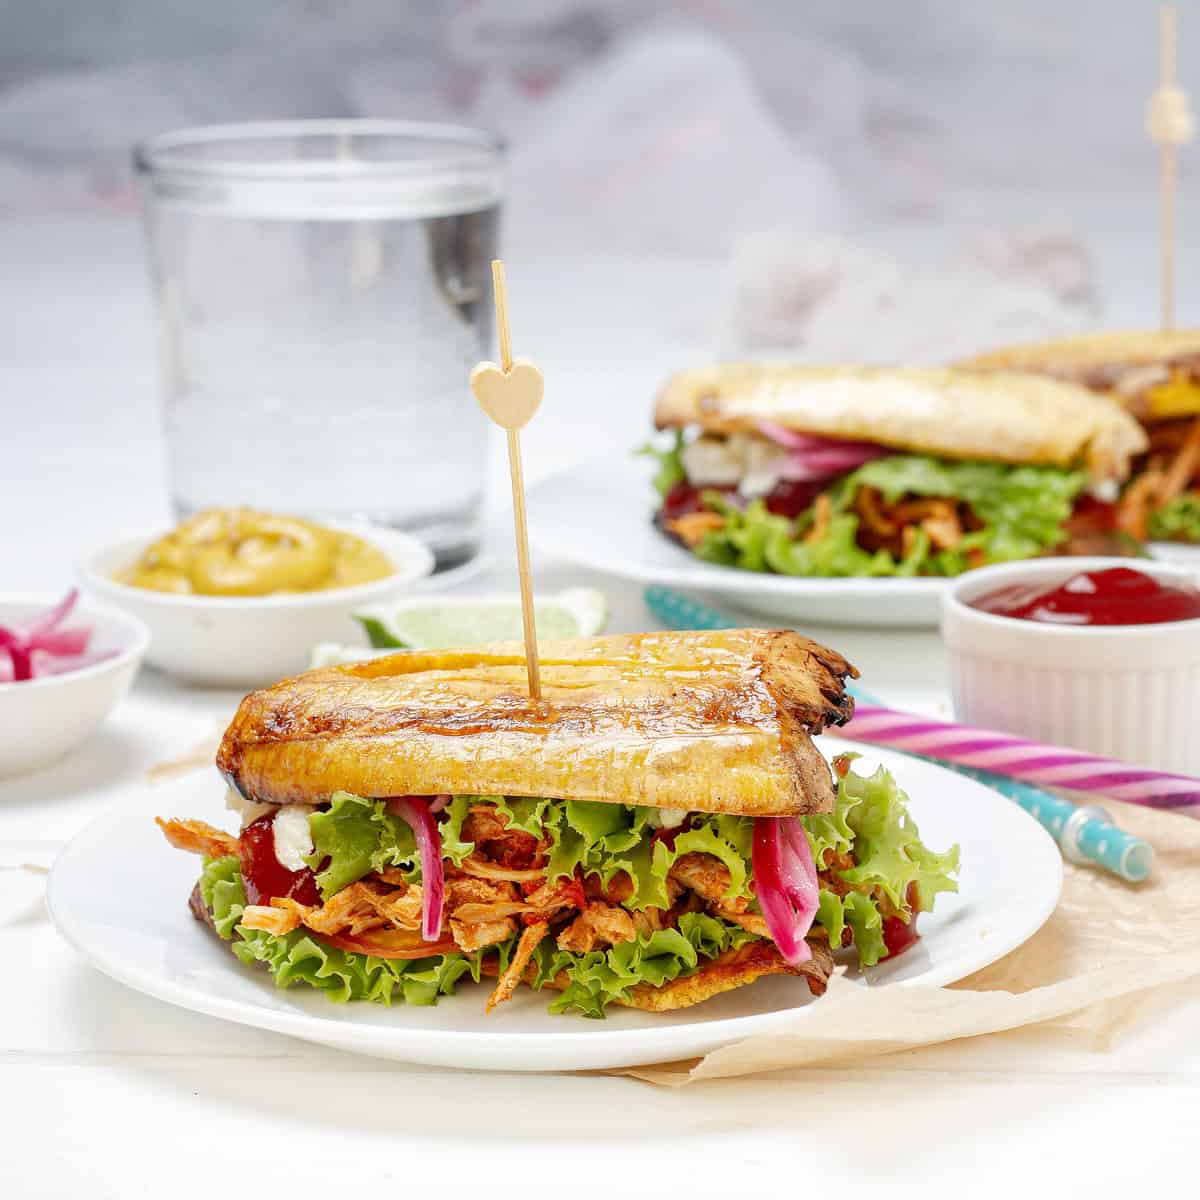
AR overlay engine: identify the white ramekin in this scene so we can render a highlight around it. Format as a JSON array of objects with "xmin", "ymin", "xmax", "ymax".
[
  {"xmin": 942, "ymin": 557, "xmax": 1200, "ymax": 775},
  {"xmin": 78, "ymin": 522, "xmax": 434, "ymax": 688},
  {"xmin": 0, "ymin": 594, "xmax": 148, "ymax": 778}
]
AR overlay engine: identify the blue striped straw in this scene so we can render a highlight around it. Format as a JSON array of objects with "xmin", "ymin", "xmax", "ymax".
[{"xmin": 642, "ymin": 585, "xmax": 1154, "ymax": 883}]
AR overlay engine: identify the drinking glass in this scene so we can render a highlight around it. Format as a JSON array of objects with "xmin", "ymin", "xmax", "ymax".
[{"xmin": 134, "ymin": 120, "xmax": 504, "ymax": 569}]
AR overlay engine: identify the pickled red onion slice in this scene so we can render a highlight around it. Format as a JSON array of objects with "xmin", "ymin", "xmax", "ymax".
[
  {"xmin": 757, "ymin": 420, "xmax": 890, "ymax": 481},
  {"xmin": 0, "ymin": 588, "xmax": 108, "ymax": 683},
  {"xmin": 752, "ymin": 815, "xmax": 819, "ymax": 965},
  {"xmin": 386, "ymin": 796, "xmax": 445, "ymax": 942},
  {"xmin": 25, "ymin": 587, "xmax": 79, "ymax": 640}
]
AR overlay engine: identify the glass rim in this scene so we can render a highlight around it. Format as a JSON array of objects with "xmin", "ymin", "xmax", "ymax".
[{"xmin": 133, "ymin": 118, "xmax": 506, "ymax": 182}]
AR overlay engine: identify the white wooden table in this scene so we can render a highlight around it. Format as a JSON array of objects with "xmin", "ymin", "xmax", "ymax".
[{"xmin": 3, "ymin": 215, "xmax": 1199, "ymax": 1200}]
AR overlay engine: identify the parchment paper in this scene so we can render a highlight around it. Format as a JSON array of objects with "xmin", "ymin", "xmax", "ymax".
[
  {"xmin": 623, "ymin": 800, "xmax": 1200, "ymax": 1085},
  {"xmin": 146, "ymin": 731, "xmax": 222, "ymax": 783}
]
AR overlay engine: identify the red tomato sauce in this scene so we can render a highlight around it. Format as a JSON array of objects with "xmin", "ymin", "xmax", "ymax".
[
  {"xmin": 239, "ymin": 813, "xmax": 321, "ymax": 907},
  {"xmin": 970, "ymin": 566, "xmax": 1200, "ymax": 626}
]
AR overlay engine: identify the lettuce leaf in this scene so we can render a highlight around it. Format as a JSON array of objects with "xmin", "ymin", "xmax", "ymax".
[
  {"xmin": 200, "ymin": 855, "xmax": 501, "ymax": 1006},
  {"xmin": 203, "ymin": 754, "xmax": 958, "ymax": 1003},
  {"xmin": 530, "ymin": 912, "xmax": 760, "ymax": 1018},
  {"xmin": 199, "ymin": 855, "xmax": 752, "ymax": 1016},
  {"xmin": 637, "ymin": 431, "xmax": 686, "ymax": 498},
  {"xmin": 534, "ymin": 802, "xmax": 755, "ymax": 911},
  {"xmin": 691, "ymin": 454, "xmax": 1086, "ymax": 577},
  {"xmin": 695, "ymin": 496, "xmax": 931, "ymax": 578},
  {"xmin": 306, "ymin": 791, "xmax": 474, "ymax": 900},
  {"xmin": 834, "ymin": 756, "xmax": 961, "ymax": 916},
  {"xmin": 200, "ymin": 854, "xmax": 250, "ymax": 940},
  {"xmin": 1148, "ymin": 493, "xmax": 1200, "ymax": 542}
]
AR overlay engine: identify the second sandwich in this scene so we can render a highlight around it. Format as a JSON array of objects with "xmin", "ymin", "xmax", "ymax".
[{"xmin": 646, "ymin": 365, "xmax": 1147, "ymax": 577}]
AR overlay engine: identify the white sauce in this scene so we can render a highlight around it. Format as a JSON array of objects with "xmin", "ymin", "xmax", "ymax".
[
  {"xmin": 646, "ymin": 807, "xmax": 689, "ymax": 829},
  {"xmin": 681, "ymin": 437, "xmax": 744, "ymax": 487},
  {"xmin": 681, "ymin": 433, "xmax": 787, "ymax": 499},
  {"xmin": 272, "ymin": 805, "xmax": 316, "ymax": 872}
]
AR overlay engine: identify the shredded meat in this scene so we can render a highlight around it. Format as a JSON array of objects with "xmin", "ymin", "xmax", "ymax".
[
  {"xmin": 711, "ymin": 907, "xmax": 771, "ymax": 937},
  {"xmin": 487, "ymin": 922, "xmax": 550, "ymax": 1012},
  {"xmin": 917, "ymin": 503, "xmax": 963, "ymax": 551},
  {"xmin": 1147, "ymin": 418, "xmax": 1199, "ymax": 456},
  {"xmin": 240, "ymin": 903, "xmax": 304, "ymax": 935},
  {"xmin": 666, "ymin": 510, "xmax": 726, "ymax": 548},
  {"xmin": 854, "ymin": 490, "xmax": 970, "ymax": 557},
  {"xmin": 179, "ymin": 797, "xmax": 859, "ymax": 1013},
  {"xmin": 556, "ymin": 901, "xmax": 637, "ymax": 953},
  {"xmin": 668, "ymin": 852, "xmax": 745, "ymax": 911},
  {"xmin": 1157, "ymin": 417, "xmax": 1200, "ymax": 505},
  {"xmin": 804, "ymin": 493, "xmax": 833, "ymax": 544},
  {"xmin": 462, "ymin": 808, "xmax": 543, "ymax": 870},
  {"xmin": 451, "ymin": 916, "xmax": 518, "ymax": 952},
  {"xmin": 458, "ymin": 858, "xmax": 546, "ymax": 884},
  {"xmin": 156, "ymin": 817, "xmax": 239, "ymax": 860},
  {"xmin": 462, "ymin": 807, "xmax": 509, "ymax": 842},
  {"xmin": 631, "ymin": 907, "xmax": 669, "ymax": 936},
  {"xmin": 446, "ymin": 876, "xmax": 519, "ymax": 909},
  {"xmin": 294, "ymin": 880, "xmax": 424, "ymax": 936},
  {"xmin": 362, "ymin": 884, "xmax": 424, "ymax": 930},
  {"xmin": 583, "ymin": 871, "xmax": 634, "ymax": 904},
  {"xmin": 374, "ymin": 867, "xmax": 411, "ymax": 886},
  {"xmin": 521, "ymin": 875, "xmax": 586, "ymax": 913},
  {"xmin": 1117, "ymin": 466, "xmax": 1165, "ymax": 539},
  {"xmin": 451, "ymin": 900, "xmax": 548, "ymax": 923}
]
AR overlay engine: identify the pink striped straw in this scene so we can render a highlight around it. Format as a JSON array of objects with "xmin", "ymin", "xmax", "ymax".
[{"xmin": 842, "ymin": 703, "xmax": 1200, "ymax": 816}]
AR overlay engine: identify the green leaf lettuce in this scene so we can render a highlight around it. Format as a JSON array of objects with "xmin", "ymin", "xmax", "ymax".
[
  {"xmin": 194, "ymin": 758, "xmax": 959, "ymax": 1009},
  {"xmin": 1148, "ymin": 493, "xmax": 1200, "ymax": 542},
  {"xmin": 637, "ymin": 431, "xmax": 686, "ymax": 498},
  {"xmin": 691, "ymin": 454, "xmax": 1087, "ymax": 578}
]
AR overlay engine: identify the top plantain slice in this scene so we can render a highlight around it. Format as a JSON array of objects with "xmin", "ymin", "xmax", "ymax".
[
  {"xmin": 653, "ymin": 363, "xmax": 1147, "ymax": 482},
  {"xmin": 217, "ymin": 629, "xmax": 858, "ymax": 817}
]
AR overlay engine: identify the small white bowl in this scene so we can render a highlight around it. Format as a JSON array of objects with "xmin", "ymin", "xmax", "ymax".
[
  {"xmin": 0, "ymin": 595, "xmax": 148, "ymax": 778},
  {"xmin": 942, "ymin": 557, "xmax": 1200, "ymax": 775},
  {"xmin": 78, "ymin": 523, "xmax": 434, "ymax": 687}
]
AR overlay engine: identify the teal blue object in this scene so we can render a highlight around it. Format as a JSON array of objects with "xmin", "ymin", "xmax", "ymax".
[{"xmin": 642, "ymin": 585, "xmax": 1153, "ymax": 883}]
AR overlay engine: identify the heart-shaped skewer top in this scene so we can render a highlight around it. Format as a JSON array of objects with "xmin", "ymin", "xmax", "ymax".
[{"xmin": 470, "ymin": 358, "xmax": 544, "ymax": 431}]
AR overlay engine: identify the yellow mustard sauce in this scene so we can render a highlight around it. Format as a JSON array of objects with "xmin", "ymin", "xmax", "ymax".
[
  {"xmin": 116, "ymin": 508, "xmax": 393, "ymax": 596},
  {"xmin": 1146, "ymin": 372, "xmax": 1200, "ymax": 419}
]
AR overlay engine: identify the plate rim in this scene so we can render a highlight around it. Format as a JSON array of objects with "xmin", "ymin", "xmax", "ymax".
[{"xmin": 47, "ymin": 743, "xmax": 1063, "ymax": 1069}]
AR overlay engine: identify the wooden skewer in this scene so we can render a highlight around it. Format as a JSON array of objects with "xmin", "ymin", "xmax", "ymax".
[
  {"xmin": 1148, "ymin": 6, "xmax": 1194, "ymax": 330},
  {"xmin": 469, "ymin": 260, "xmax": 545, "ymax": 701}
]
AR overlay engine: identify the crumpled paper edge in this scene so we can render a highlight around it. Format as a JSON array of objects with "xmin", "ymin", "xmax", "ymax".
[{"xmin": 622, "ymin": 939, "xmax": 1200, "ymax": 1086}]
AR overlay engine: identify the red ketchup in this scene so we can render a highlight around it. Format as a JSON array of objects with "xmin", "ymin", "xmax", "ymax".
[
  {"xmin": 763, "ymin": 478, "xmax": 827, "ymax": 518},
  {"xmin": 881, "ymin": 883, "xmax": 922, "ymax": 960},
  {"xmin": 239, "ymin": 813, "xmax": 321, "ymax": 907},
  {"xmin": 970, "ymin": 567, "xmax": 1200, "ymax": 627},
  {"xmin": 660, "ymin": 482, "xmax": 733, "ymax": 521},
  {"xmin": 660, "ymin": 479, "xmax": 827, "ymax": 521}
]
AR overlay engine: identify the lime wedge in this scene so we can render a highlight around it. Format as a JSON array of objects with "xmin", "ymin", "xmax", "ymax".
[{"xmin": 354, "ymin": 588, "xmax": 609, "ymax": 651}]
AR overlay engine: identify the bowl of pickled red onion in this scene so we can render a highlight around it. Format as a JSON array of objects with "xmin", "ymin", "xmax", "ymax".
[{"xmin": 0, "ymin": 589, "xmax": 148, "ymax": 777}]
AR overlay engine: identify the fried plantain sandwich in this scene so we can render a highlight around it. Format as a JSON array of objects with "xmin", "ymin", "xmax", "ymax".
[
  {"xmin": 644, "ymin": 364, "xmax": 1147, "ymax": 576},
  {"xmin": 962, "ymin": 329, "xmax": 1200, "ymax": 545},
  {"xmin": 159, "ymin": 630, "xmax": 959, "ymax": 1017}
]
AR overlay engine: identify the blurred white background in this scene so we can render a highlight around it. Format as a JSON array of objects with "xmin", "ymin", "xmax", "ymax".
[{"xmin": 0, "ymin": 1, "xmax": 1195, "ymax": 578}]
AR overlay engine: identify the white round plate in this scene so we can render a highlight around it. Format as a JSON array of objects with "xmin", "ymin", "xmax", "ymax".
[
  {"xmin": 1148, "ymin": 542, "xmax": 1200, "ymax": 571},
  {"xmin": 528, "ymin": 459, "xmax": 950, "ymax": 627},
  {"xmin": 47, "ymin": 741, "xmax": 1061, "ymax": 1072}
]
